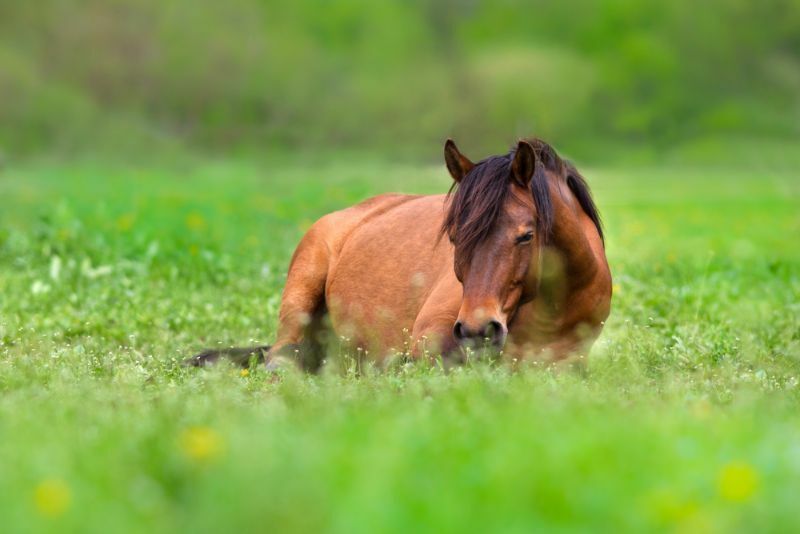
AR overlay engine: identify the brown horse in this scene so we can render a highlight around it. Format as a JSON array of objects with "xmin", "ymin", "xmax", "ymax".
[{"xmin": 188, "ymin": 138, "xmax": 611, "ymax": 370}]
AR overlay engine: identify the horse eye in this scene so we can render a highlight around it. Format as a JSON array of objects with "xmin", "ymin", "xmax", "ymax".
[{"xmin": 516, "ymin": 232, "xmax": 534, "ymax": 244}]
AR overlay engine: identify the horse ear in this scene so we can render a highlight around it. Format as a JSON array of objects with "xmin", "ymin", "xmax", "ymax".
[
  {"xmin": 511, "ymin": 140, "xmax": 537, "ymax": 187},
  {"xmin": 444, "ymin": 139, "xmax": 474, "ymax": 183}
]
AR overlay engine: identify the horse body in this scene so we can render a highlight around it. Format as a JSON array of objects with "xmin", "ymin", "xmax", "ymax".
[
  {"xmin": 189, "ymin": 138, "xmax": 611, "ymax": 370},
  {"xmin": 324, "ymin": 194, "xmax": 459, "ymax": 355},
  {"xmin": 269, "ymin": 193, "xmax": 459, "ymax": 368}
]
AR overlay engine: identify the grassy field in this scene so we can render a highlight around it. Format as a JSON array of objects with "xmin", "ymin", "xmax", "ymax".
[{"xmin": 0, "ymin": 153, "xmax": 798, "ymax": 533}]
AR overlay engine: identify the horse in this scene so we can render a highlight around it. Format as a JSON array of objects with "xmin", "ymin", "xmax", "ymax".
[{"xmin": 187, "ymin": 138, "xmax": 611, "ymax": 370}]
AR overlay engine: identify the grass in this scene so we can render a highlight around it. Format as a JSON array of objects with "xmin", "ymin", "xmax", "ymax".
[{"xmin": 0, "ymin": 152, "xmax": 798, "ymax": 533}]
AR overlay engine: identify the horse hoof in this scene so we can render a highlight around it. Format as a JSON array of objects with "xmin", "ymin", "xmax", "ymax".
[
  {"xmin": 183, "ymin": 350, "xmax": 219, "ymax": 367},
  {"xmin": 264, "ymin": 355, "xmax": 299, "ymax": 373}
]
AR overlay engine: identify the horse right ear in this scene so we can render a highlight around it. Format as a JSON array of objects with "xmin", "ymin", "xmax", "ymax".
[
  {"xmin": 444, "ymin": 139, "xmax": 474, "ymax": 183},
  {"xmin": 511, "ymin": 140, "xmax": 537, "ymax": 187}
]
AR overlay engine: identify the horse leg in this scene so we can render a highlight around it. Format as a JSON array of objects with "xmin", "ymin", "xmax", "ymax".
[
  {"xmin": 268, "ymin": 227, "xmax": 332, "ymax": 372},
  {"xmin": 184, "ymin": 344, "xmax": 271, "ymax": 368},
  {"xmin": 186, "ymin": 227, "xmax": 330, "ymax": 370},
  {"xmin": 409, "ymin": 279, "xmax": 462, "ymax": 361}
]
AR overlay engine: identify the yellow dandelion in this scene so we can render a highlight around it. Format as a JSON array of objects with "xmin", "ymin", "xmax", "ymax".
[
  {"xmin": 179, "ymin": 426, "xmax": 224, "ymax": 463},
  {"xmin": 612, "ymin": 283, "xmax": 621, "ymax": 294},
  {"xmin": 647, "ymin": 489, "xmax": 698, "ymax": 525},
  {"xmin": 240, "ymin": 368, "xmax": 250, "ymax": 378},
  {"xmin": 33, "ymin": 478, "xmax": 71, "ymax": 518},
  {"xmin": 718, "ymin": 461, "xmax": 759, "ymax": 502},
  {"xmin": 185, "ymin": 212, "xmax": 207, "ymax": 231},
  {"xmin": 116, "ymin": 213, "xmax": 135, "ymax": 231}
]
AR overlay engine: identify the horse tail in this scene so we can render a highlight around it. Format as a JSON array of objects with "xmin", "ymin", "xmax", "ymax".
[{"xmin": 183, "ymin": 345, "xmax": 271, "ymax": 368}]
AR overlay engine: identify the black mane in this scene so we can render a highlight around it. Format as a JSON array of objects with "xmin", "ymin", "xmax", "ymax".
[
  {"xmin": 442, "ymin": 139, "xmax": 603, "ymax": 262},
  {"xmin": 526, "ymin": 138, "xmax": 604, "ymax": 243}
]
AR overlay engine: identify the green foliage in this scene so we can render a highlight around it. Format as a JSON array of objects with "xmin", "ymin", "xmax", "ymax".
[
  {"xmin": 1, "ymin": 0, "xmax": 798, "ymax": 157},
  {"xmin": 0, "ymin": 153, "xmax": 798, "ymax": 531}
]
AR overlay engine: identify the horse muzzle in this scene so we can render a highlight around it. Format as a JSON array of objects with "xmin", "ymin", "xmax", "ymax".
[{"xmin": 452, "ymin": 318, "xmax": 508, "ymax": 350}]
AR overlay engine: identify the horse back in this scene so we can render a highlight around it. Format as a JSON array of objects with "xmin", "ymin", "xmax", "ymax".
[{"xmin": 309, "ymin": 193, "xmax": 454, "ymax": 353}]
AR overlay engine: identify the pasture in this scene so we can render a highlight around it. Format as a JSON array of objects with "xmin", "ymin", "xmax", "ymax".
[{"xmin": 0, "ymin": 150, "xmax": 798, "ymax": 532}]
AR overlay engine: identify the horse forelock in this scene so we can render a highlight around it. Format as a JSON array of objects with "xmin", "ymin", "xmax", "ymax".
[
  {"xmin": 442, "ymin": 146, "xmax": 555, "ymax": 264},
  {"xmin": 442, "ymin": 155, "xmax": 511, "ymax": 264}
]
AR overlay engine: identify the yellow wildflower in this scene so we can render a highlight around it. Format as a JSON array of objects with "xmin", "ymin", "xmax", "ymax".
[
  {"xmin": 179, "ymin": 426, "xmax": 224, "ymax": 464},
  {"xmin": 185, "ymin": 212, "xmax": 207, "ymax": 231},
  {"xmin": 647, "ymin": 489, "xmax": 698, "ymax": 524},
  {"xmin": 33, "ymin": 478, "xmax": 71, "ymax": 518},
  {"xmin": 718, "ymin": 461, "xmax": 759, "ymax": 502},
  {"xmin": 240, "ymin": 368, "xmax": 250, "ymax": 378},
  {"xmin": 116, "ymin": 213, "xmax": 135, "ymax": 231}
]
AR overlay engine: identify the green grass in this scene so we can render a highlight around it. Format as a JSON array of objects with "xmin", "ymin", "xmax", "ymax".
[{"xmin": 1, "ymin": 153, "xmax": 798, "ymax": 533}]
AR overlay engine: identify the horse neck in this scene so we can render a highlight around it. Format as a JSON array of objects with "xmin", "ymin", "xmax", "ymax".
[{"xmin": 543, "ymin": 174, "xmax": 601, "ymax": 289}]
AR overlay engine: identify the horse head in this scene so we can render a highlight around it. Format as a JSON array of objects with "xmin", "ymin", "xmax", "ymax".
[{"xmin": 442, "ymin": 139, "xmax": 553, "ymax": 351}]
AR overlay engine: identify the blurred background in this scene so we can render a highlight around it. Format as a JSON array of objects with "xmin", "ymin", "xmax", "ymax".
[
  {"xmin": 2, "ymin": 0, "xmax": 799, "ymax": 163},
  {"xmin": 1, "ymin": 4, "xmax": 799, "ymax": 531}
]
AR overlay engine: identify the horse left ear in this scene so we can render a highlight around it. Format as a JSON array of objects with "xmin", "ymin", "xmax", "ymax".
[
  {"xmin": 511, "ymin": 140, "xmax": 537, "ymax": 187},
  {"xmin": 444, "ymin": 139, "xmax": 474, "ymax": 183}
]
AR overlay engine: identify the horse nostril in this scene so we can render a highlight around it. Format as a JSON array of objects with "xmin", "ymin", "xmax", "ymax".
[
  {"xmin": 484, "ymin": 320, "xmax": 503, "ymax": 339},
  {"xmin": 455, "ymin": 319, "xmax": 506, "ymax": 346},
  {"xmin": 453, "ymin": 321, "xmax": 466, "ymax": 340}
]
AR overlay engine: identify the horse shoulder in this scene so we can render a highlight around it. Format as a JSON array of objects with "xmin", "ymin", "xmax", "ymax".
[{"xmin": 291, "ymin": 193, "xmax": 418, "ymax": 265}]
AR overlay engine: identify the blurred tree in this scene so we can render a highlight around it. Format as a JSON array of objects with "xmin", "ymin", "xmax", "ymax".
[{"xmin": 0, "ymin": 0, "xmax": 797, "ymax": 157}]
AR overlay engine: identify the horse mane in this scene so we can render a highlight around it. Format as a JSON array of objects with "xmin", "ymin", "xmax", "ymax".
[
  {"xmin": 563, "ymin": 161, "xmax": 604, "ymax": 243},
  {"xmin": 442, "ymin": 139, "xmax": 603, "ymax": 262},
  {"xmin": 442, "ymin": 145, "xmax": 554, "ymax": 263},
  {"xmin": 524, "ymin": 138, "xmax": 604, "ymax": 244}
]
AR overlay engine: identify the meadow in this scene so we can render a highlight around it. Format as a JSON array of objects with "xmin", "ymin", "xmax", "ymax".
[{"xmin": 0, "ymin": 149, "xmax": 798, "ymax": 533}]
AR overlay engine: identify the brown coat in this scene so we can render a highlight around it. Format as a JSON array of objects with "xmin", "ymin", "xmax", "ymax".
[{"xmin": 267, "ymin": 139, "xmax": 611, "ymax": 369}]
